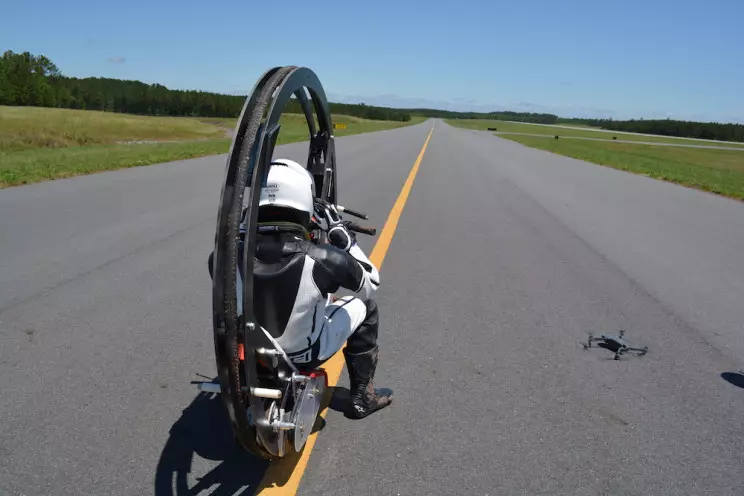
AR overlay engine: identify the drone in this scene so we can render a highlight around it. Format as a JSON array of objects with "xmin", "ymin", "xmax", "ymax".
[{"xmin": 583, "ymin": 330, "xmax": 648, "ymax": 360}]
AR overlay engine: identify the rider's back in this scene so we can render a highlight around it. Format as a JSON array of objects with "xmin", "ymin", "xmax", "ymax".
[{"xmin": 253, "ymin": 232, "xmax": 366, "ymax": 352}]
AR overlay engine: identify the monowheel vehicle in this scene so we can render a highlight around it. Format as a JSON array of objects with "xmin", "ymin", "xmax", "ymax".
[{"xmin": 194, "ymin": 66, "xmax": 376, "ymax": 459}]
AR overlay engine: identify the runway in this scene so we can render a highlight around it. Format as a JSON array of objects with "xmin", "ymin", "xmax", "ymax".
[{"xmin": 2, "ymin": 119, "xmax": 744, "ymax": 495}]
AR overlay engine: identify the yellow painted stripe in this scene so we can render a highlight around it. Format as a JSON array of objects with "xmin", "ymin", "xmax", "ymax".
[{"xmin": 255, "ymin": 123, "xmax": 435, "ymax": 495}]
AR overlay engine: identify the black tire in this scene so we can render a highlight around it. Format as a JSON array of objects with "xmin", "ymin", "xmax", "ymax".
[
  {"xmin": 211, "ymin": 66, "xmax": 337, "ymax": 459},
  {"xmin": 213, "ymin": 66, "xmax": 295, "ymax": 459}
]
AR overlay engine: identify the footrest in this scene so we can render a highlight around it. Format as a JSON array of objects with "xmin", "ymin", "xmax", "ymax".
[{"xmin": 193, "ymin": 382, "xmax": 282, "ymax": 399}]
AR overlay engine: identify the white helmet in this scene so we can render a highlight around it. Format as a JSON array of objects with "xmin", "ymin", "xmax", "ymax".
[{"xmin": 259, "ymin": 158, "xmax": 315, "ymax": 216}]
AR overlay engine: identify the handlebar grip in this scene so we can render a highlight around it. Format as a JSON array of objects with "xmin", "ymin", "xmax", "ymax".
[
  {"xmin": 337, "ymin": 206, "xmax": 368, "ymax": 220},
  {"xmin": 346, "ymin": 222, "xmax": 377, "ymax": 236}
]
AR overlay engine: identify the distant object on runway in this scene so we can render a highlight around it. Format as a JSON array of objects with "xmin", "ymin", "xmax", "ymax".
[{"xmin": 583, "ymin": 330, "xmax": 648, "ymax": 360}]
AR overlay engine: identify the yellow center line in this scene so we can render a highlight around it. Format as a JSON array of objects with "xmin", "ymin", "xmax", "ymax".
[{"xmin": 255, "ymin": 122, "xmax": 435, "ymax": 494}]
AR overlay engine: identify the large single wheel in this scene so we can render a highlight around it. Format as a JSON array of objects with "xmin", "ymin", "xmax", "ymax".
[{"xmin": 210, "ymin": 66, "xmax": 338, "ymax": 459}]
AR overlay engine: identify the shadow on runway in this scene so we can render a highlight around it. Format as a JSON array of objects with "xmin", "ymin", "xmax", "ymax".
[
  {"xmin": 154, "ymin": 378, "xmax": 335, "ymax": 495},
  {"xmin": 721, "ymin": 372, "xmax": 744, "ymax": 389},
  {"xmin": 154, "ymin": 387, "xmax": 268, "ymax": 495}
]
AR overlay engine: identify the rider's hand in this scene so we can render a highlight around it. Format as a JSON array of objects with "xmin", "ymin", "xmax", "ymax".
[
  {"xmin": 328, "ymin": 223, "xmax": 356, "ymax": 251},
  {"xmin": 313, "ymin": 200, "xmax": 343, "ymax": 230},
  {"xmin": 313, "ymin": 200, "xmax": 356, "ymax": 250}
]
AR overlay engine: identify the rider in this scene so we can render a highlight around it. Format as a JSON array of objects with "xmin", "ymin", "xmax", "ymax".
[{"xmin": 208, "ymin": 158, "xmax": 392, "ymax": 419}]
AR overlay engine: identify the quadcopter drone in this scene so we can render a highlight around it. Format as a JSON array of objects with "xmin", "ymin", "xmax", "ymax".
[{"xmin": 583, "ymin": 330, "xmax": 648, "ymax": 360}]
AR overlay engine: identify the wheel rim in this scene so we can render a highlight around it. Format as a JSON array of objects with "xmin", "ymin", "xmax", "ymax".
[{"xmin": 210, "ymin": 66, "xmax": 337, "ymax": 458}]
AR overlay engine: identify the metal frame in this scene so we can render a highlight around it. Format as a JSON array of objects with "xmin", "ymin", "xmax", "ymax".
[{"xmin": 209, "ymin": 66, "xmax": 337, "ymax": 459}]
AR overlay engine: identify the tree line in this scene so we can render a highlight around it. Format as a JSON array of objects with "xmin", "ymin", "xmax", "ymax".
[
  {"xmin": 556, "ymin": 116, "xmax": 744, "ymax": 143},
  {"xmin": 0, "ymin": 50, "xmax": 411, "ymax": 121},
  {"xmin": 582, "ymin": 118, "xmax": 744, "ymax": 143},
  {"xmin": 4, "ymin": 50, "xmax": 741, "ymax": 141},
  {"xmin": 408, "ymin": 107, "xmax": 560, "ymax": 124},
  {"xmin": 0, "ymin": 50, "xmax": 558, "ymax": 125},
  {"xmin": 283, "ymin": 99, "xmax": 411, "ymax": 122}
]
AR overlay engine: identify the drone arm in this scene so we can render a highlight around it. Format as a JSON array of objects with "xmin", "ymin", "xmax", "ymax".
[{"xmin": 625, "ymin": 346, "xmax": 648, "ymax": 355}]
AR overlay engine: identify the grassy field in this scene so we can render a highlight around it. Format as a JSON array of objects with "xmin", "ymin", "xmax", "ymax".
[
  {"xmin": 501, "ymin": 134, "xmax": 744, "ymax": 201},
  {"xmin": 1, "ymin": 140, "xmax": 232, "ymax": 187},
  {"xmin": 445, "ymin": 118, "xmax": 744, "ymax": 148},
  {"xmin": 1, "ymin": 107, "xmax": 425, "ymax": 188},
  {"xmin": 0, "ymin": 106, "xmax": 229, "ymax": 152}
]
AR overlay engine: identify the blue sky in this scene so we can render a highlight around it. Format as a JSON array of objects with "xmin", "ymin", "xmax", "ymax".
[{"xmin": 3, "ymin": 0, "xmax": 743, "ymax": 122}]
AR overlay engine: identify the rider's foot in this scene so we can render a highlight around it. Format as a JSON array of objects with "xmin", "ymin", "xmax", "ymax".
[{"xmin": 343, "ymin": 346, "xmax": 393, "ymax": 419}]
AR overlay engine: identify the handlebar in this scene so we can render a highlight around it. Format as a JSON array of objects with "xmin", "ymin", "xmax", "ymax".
[
  {"xmin": 312, "ymin": 201, "xmax": 377, "ymax": 236},
  {"xmin": 337, "ymin": 205, "xmax": 368, "ymax": 220},
  {"xmin": 337, "ymin": 205, "xmax": 376, "ymax": 235},
  {"xmin": 346, "ymin": 222, "xmax": 377, "ymax": 236}
]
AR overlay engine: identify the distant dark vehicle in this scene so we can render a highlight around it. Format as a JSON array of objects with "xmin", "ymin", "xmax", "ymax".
[{"xmin": 487, "ymin": 127, "xmax": 498, "ymax": 131}]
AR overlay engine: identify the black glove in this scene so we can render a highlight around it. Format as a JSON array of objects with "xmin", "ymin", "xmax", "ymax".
[
  {"xmin": 328, "ymin": 223, "xmax": 356, "ymax": 251},
  {"xmin": 313, "ymin": 200, "xmax": 343, "ymax": 229},
  {"xmin": 313, "ymin": 200, "xmax": 356, "ymax": 250}
]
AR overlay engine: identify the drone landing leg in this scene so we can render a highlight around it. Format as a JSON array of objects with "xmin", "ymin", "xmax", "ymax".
[
  {"xmin": 584, "ymin": 335, "xmax": 606, "ymax": 349},
  {"xmin": 625, "ymin": 346, "xmax": 648, "ymax": 357}
]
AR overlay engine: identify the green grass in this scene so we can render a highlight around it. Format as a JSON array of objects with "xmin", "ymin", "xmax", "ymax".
[
  {"xmin": 1, "ymin": 106, "xmax": 425, "ymax": 188},
  {"xmin": 1, "ymin": 139, "xmax": 231, "ymax": 187},
  {"xmin": 501, "ymin": 134, "xmax": 744, "ymax": 201},
  {"xmin": 0, "ymin": 106, "xmax": 229, "ymax": 152},
  {"xmin": 445, "ymin": 118, "xmax": 744, "ymax": 148}
]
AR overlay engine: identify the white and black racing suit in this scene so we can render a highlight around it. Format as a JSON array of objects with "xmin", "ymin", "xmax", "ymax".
[{"xmin": 208, "ymin": 225, "xmax": 380, "ymax": 368}]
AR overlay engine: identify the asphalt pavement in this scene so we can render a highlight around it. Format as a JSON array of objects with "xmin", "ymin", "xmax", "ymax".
[{"xmin": 1, "ymin": 119, "xmax": 744, "ymax": 495}]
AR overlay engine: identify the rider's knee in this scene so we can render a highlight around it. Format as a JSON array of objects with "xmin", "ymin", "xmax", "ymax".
[
  {"xmin": 346, "ymin": 299, "xmax": 379, "ymax": 354},
  {"xmin": 364, "ymin": 299, "xmax": 378, "ymax": 325}
]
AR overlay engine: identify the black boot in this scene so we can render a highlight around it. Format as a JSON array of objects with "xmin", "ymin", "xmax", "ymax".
[{"xmin": 343, "ymin": 345, "xmax": 393, "ymax": 419}]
